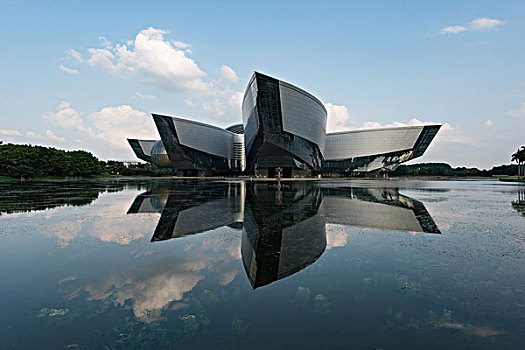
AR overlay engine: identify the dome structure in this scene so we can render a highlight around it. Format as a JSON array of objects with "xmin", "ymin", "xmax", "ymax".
[{"xmin": 151, "ymin": 140, "xmax": 171, "ymax": 168}]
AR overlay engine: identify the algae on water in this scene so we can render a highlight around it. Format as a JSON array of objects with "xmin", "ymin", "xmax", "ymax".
[{"xmin": 36, "ymin": 308, "xmax": 70, "ymax": 318}]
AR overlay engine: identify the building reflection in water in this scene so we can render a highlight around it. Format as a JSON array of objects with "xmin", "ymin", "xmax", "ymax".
[{"xmin": 128, "ymin": 181, "xmax": 440, "ymax": 288}]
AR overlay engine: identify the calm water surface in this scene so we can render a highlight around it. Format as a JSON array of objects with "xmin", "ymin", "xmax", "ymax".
[{"xmin": 0, "ymin": 179, "xmax": 524, "ymax": 349}]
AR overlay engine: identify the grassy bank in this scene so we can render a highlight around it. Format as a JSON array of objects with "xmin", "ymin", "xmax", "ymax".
[{"xmin": 499, "ymin": 178, "xmax": 525, "ymax": 183}]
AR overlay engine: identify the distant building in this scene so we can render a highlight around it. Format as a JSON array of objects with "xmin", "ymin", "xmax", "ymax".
[{"xmin": 128, "ymin": 72, "xmax": 441, "ymax": 177}]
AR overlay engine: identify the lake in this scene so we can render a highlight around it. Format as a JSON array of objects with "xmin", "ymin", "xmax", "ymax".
[{"xmin": 0, "ymin": 179, "xmax": 524, "ymax": 349}]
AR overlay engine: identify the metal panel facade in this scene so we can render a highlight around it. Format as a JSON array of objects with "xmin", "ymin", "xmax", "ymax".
[
  {"xmin": 279, "ymin": 81, "xmax": 327, "ymax": 153},
  {"xmin": 138, "ymin": 140, "xmax": 156, "ymax": 156},
  {"xmin": 173, "ymin": 118, "xmax": 235, "ymax": 159},
  {"xmin": 127, "ymin": 139, "xmax": 157, "ymax": 162},
  {"xmin": 324, "ymin": 126, "xmax": 424, "ymax": 160}
]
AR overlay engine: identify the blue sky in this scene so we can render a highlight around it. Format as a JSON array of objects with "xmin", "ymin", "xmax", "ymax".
[{"xmin": 1, "ymin": 0, "xmax": 524, "ymax": 168}]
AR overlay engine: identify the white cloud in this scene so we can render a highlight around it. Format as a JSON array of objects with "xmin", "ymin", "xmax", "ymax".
[
  {"xmin": 362, "ymin": 121, "xmax": 382, "ymax": 128},
  {"xmin": 66, "ymin": 49, "xmax": 83, "ymax": 62},
  {"xmin": 23, "ymin": 130, "xmax": 66, "ymax": 143},
  {"xmin": 228, "ymin": 91, "xmax": 244, "ymax": 110},
  {"xmin": 184, "ymin": 99, "xmax": 195, "ymax": 107},
  {"xmin": 25, "ymin": 131, "xmax": 41, "ymax": 140},
  {"xmin": 440, "ymin": 25, "xmax": 467, "ymax": 34},
  {"xmin": 77, "ymin": 27, "xmax": 243, "ymax": 124},
  {"xmin": 86, "ymin": 48, "xmax": 117, "ymax": 72},
  {"xmin": 359, "ymin": 118, "xmax": 444, "ymax": 129},
  {"xmin": 200, "ymin": 89, "xmax": 243, "ymax": 119},
  {"xmin": 172, "ymin": 40, "xmax": 191, "ymax": 49},
  {"xmin": 0, "ymin": 127, "xmax": 65, "ymax": 144},
  {"xmin": 97, "ymin": 36, "xmax": 112, "ymax": 49},
  {"xmin": 60, "ymin": 64, "xmax": 79, "ymax": 75},
  {"xmin": 508, "ymin": 103, "xmax": 525, "ymax": 118},
  {"xmin": 85, "ymin": 27, "xmax": 209, "ymax": 93},
  {"xmin": 45, "ymin": 130, "xmax": 66, "ymax": 143},
  {"xmin": 0, "ymin": 128, "xmax": 21, "ymax": 136},
  {"xmin": 88, "ymin": 105, "xmax": 158, "ymax": 149},
  {"xmin": 325, "ymin": 102, "xmax": 352, "ymax": 132},
  {"xmin": 484, "ymin": 120, "xmax": 493, "ymax": 127},
  {"xmin": 43, "ymin": 101, "xmax": 90, "ymax": 133},
  {"xmin": 440, "ymin": 17, "xmax": 505, "ymax": 35},
  {"xmin": 203, "ymin": 98, "xmax": 224, "ymax": 116},
  {"xmin": 470, "ymin": 17, "xmax": 506, "ymax": 31},
  {"xmin": 43, "ymin": 102, "xmax": 157, "ymax": 151},
  {"xmin": 131, "ymin": 92, "xmax": 156, "ymax": 101},
  {"xmin": 219, "ymin": 65, "xmax": 240, "ymax": 83}
]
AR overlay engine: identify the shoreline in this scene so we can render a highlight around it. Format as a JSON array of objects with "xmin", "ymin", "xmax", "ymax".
[{"xmin": 1, "ymin": 175, "xmax": 522, "ymax": 183}]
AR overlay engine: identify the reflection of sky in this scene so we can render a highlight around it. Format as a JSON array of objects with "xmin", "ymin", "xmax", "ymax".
[
  {"xmin": 1, "ymin": 180, "xmax": 524, "ymax": 348},
  {"xmin": 77, "ymin": 230, "xmax": 242, "ymax": 322},
  {"xmin": 325, "ymin": 224, "xmax": 349, "ymax": 249},
  {"xmin": 3, "ymin": 190, "xmax": 161, "ymax": 247}
]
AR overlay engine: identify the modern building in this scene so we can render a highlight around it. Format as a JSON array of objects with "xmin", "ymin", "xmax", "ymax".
[{"xmin": 128, "ymin": 72, "xmax": 441, "ymax": 176}]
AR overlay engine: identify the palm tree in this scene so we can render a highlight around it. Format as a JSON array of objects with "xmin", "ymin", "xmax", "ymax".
[
  {"xmin": 521, "ymin": 147, "xmax": 525, "ymax": 179},
  {"xmin": 512, "ymin": 146, "xmax": 525, "ymax": 179}
]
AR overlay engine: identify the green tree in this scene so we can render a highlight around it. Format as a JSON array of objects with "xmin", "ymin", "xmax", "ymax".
[
  {"xmin": 0, "ymin": 143, "xmax": 104, "ymax": 178},
  {"xmin": 511, "ymin": 146, "xmax": 525, "ymax": 179}
]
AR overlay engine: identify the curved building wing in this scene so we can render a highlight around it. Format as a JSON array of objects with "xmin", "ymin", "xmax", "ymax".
[
  {"xmin": 152, "ymin": 114, "xmax": 244, "ymax": 175},
  {"xmin": 242, "ymin": 72, "xmax": 327, "ymax": 176},
  {"xmin": 127, "ymin": 139, "xmax": 157, "ymax": 163},
  {"xmin": 323, "ymin": 125, "xmax": 441, "ymax": 173}
]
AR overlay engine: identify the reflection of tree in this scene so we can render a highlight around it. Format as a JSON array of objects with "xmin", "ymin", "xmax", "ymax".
[
  {"xmin": 0, "ymin": 179, "xmax": 163, "ymax": 215},
  {"xmin": 512, "ymin": 190, "xmax": 525, "ymax": 217}
]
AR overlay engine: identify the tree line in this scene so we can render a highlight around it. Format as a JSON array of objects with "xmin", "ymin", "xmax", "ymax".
[
  {"xmin": 390, "ymin": 162, "xmax": 518, "ymax": 177},
  {"xmin": 0, "ymin": 143, "xmax": 174, "ymax": 178}
]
